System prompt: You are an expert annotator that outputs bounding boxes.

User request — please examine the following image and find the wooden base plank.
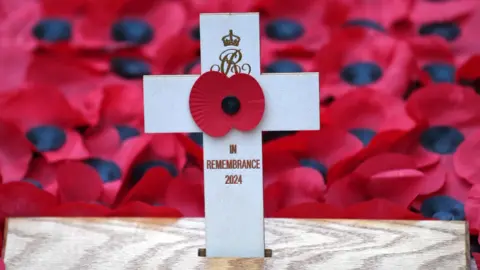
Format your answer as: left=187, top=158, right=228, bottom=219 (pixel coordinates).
left=3, top=218, right=469, bottom=270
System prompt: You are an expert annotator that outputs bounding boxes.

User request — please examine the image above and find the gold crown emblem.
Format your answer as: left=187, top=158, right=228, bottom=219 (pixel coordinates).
left=222, top=30, right=240, bottom=47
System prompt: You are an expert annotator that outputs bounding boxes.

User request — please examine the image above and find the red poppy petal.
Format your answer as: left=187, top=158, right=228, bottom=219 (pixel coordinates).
left=264, top=180, right=285, bottom=217
left=164, top=171, right=204, bottom=217
left=47, top=202, right=111, bottom=217
left=0, top=43, right=32, bottom=92
left=25, top=157, right=57, bottom=193
left=56, top=161, right=104, bottom=203
left=325, top=176, right=368, bottom=207
left=454, top=132, right=480, bottom=184
left=112, top=135, right=151, bottom=172
left=142, top=1, right=187, bottom=58
left=408, top=36, right=454, bottom=69
left=272, top=202, right=346, bottom=219
left=189, top=72, right=232, bottom=137
left=0, top=120, right=32, bottom=182
left=276, top=167, right=326, bottom=207
left=406, top=84, right=480, bottom=126
left=110, top=201, right=183, bottom=217
left=324, top=89, right=415, bottom=131
left=303, top=128, right=364, bottom=166
left=465, top=185, right=480, bottom=234
left=0, top=86, right=87, bottom=128
left=411, top=0, right=477, bottom=23
left=0, top=257, right=4, bottom=270
left=84, top=127, right=121, bottom=157
left=100, top=181, right=122, bottom=206
left=232, top=74, right=265, bottom=132
left=368, top=169, right=424, bottom=207
left=150, top=134, right=186, bottom=170
left=457, top=55, right=480, bottom=80
left=100, top=84, right=144, bottom=126
left=353, top=153, right=417, bottom=180
left=263, top=150, right=299, bottom=186
left=0, top=182, right=57, bottom=216
left=327, top=130, right=408, bottom=183
left=42, top=129, right=89, bottom=162
left=346, top=199, right=425, bottom=220
left=175, top=134, right=203, bottom=168
left=121, top=167, right=173, bottom=205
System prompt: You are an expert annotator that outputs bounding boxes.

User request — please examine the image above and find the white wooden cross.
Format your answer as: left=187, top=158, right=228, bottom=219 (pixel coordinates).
left=143, top=13, right=319, bottom=258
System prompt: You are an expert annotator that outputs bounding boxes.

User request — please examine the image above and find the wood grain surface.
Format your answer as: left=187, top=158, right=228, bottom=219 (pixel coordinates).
left=3, top=218, right=469, bottom=270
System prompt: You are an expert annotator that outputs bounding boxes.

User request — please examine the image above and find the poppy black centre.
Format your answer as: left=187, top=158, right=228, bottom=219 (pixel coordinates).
left=222, top=96, right=241, bottom=115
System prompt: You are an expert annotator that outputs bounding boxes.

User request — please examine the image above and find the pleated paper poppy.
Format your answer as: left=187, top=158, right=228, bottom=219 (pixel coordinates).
left=189, top=71, right=265, bottom=137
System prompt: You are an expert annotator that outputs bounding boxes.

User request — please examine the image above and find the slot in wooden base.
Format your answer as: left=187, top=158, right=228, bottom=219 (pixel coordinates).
left=197, top=248, right=272, bottom=257
left=3, top=218, right=469, bottom=269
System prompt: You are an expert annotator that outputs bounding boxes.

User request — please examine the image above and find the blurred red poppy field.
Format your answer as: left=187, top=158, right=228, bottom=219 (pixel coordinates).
left=1, top=0, right=480, bottom=263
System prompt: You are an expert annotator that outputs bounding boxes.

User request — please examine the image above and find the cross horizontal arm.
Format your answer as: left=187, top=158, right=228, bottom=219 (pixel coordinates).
left=259, top=73, right=320, bottom=132
left=143, top=75, right=201, bottom=133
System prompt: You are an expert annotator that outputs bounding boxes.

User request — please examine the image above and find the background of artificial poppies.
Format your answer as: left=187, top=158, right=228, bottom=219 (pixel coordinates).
left=1, top=0, right=480, bottom=266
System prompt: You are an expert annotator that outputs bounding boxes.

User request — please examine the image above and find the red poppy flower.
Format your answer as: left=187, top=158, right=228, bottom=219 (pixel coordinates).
left=323, top=89, right=415, bottom=144
left=82, top=126, right=151, bottom=205
left=406, top=84, right=480, bottom=200
left=0, top=87, right=90, bottom=163
left=256, top=0, right=349, bottom=63
left=397, top=36, right=455, bottom=89
left=313, top=28, right=416, bottom=102
left=76, top=0, right=187, bottom=59
left=189, top=71, right=265, bottom=137
left=466, top=185, right=480, bottom=234
left=407, top=0, right=480, bottom=64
